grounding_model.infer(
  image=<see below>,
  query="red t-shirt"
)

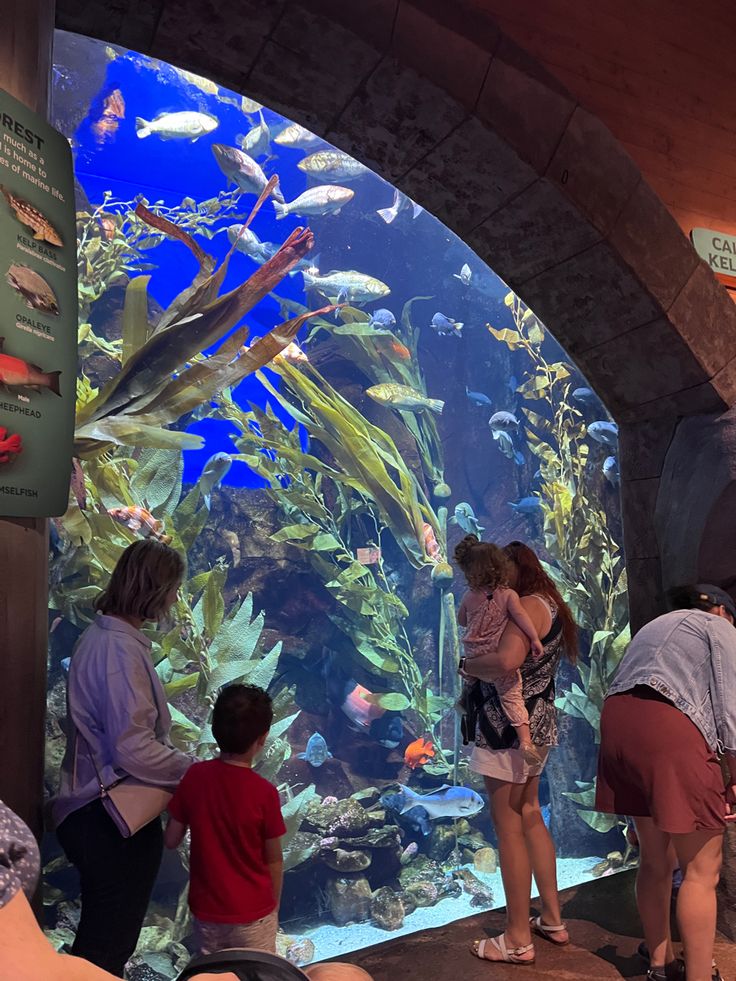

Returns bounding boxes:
[168,759,286,923]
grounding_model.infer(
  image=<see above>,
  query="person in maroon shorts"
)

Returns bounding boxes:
[596,584,736,981]
[165,684,286,956]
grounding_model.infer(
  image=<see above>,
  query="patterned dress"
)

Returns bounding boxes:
[0,800,40,909]
[469,596,563,750]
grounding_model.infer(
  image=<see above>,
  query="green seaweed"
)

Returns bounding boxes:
[489,292,629,830]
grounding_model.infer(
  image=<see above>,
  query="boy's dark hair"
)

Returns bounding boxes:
[212,684,273,754]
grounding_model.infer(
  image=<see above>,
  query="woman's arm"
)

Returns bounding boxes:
[464,595,551,682]
[505,590,544,657]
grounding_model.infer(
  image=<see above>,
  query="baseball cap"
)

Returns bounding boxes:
[695,584,736,621]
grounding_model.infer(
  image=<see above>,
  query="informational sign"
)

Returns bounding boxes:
[0,88,77,517]
[691,227,736,289]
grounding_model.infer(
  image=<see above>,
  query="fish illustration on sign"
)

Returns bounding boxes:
[0,187,63,246]
[136,110,219,141]
[0,426,22,463]
[108,506,172,544]
[390,783,485,820]
[297,732,333,768]
[0,339,61,395]
[5,264,59,315]
[366,383,444,415]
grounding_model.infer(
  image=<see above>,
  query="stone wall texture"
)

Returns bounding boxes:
[53,0,736,628]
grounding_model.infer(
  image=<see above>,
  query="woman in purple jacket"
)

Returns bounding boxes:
[53,540,192,977]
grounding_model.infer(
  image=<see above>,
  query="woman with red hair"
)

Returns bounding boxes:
[462,540,578,965]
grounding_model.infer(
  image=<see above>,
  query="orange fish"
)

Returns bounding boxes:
[0,425,22,463]
[0,339,61,395]
[404,737,436,769]
[91,88,125,143]
[108,506,172,544]
[422,522,441,563]
[390,340,411,360]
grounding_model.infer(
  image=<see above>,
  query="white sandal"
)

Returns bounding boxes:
[472,934,536,963]
[530,916,569,946]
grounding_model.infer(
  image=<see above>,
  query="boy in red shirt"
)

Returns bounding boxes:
[165,684,286,955]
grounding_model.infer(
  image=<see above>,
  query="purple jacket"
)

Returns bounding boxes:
[52,614,191,829]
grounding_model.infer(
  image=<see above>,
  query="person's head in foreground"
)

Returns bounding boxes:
[95,538,184,624]
[213,683,274,760]
[667,582,736,624]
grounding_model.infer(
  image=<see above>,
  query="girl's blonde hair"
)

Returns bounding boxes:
[95,539,184,622]
[453,534,510,590]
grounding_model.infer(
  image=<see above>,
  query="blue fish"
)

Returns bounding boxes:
[61,657,71,673]
[431,312,463,337]
[509,495,543,516]
[370,713,403,749]
[587,421,619,448]
[465,386,492,407]
[572,387,596,405]
[391,783,484,820]
[603,455,619,487]
[297,732,332,767]
[368,308,396,330]
[380,794,432,836]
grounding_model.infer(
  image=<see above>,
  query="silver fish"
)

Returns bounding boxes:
[238,110,271,159]
[273,185,354,219]
[274,122,323,150]
[450,502,484,538]
[211,143,285,201]
[587,421,619,447]
[453,263,472,286]
[198,452,232,508]
[302,268,390,305]
[298,150,370,182]
[395,783,484,820]
[376,187,423,224]
[488,410,519,432]
[135,111,218,141]
[603,455,620,486]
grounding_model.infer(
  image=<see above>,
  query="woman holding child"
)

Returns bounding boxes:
[457,538,578,965]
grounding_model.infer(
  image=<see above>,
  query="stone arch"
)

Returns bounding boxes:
[55,0,736,626]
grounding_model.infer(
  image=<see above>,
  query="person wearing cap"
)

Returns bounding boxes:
[596,583,736,981]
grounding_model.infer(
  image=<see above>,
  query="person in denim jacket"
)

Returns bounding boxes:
[596,584,736,981]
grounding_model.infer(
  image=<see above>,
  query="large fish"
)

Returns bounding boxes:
[367,382,443,415]
[391,783,485,820]
[587,420,619,447]
[298,150,370,182]
[297,732,333,768]
[0,339,61,396]
[302,268,389,305]
[492,429,525,467]
[489,410,519,432]
[328,673,403,749]
[273,185,354,219]
[0,186,63,247]
[211,143,285,201]
[274,122,323,150]
[226,224,270,261]
[198,451,232,508]
[450,502,484,538]
[135,110,218,141]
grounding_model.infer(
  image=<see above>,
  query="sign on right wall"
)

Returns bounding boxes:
[691,228,736,289]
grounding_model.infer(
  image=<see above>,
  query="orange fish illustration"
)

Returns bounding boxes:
[0,339,61,395]
[422,522,441,563]
[0,426,22,463]
[404,737,436,769]
[108,506,172,544]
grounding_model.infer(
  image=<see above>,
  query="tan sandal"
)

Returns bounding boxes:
[472,935,536,963]
[530,916,569,946]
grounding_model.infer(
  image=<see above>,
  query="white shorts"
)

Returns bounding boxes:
[469,744,550,784]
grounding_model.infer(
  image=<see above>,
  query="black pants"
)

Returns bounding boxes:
[56,799,163,977]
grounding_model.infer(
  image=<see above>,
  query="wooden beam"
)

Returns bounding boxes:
[0,0,54,836]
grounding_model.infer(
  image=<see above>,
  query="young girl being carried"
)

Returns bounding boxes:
[454,535,544,765]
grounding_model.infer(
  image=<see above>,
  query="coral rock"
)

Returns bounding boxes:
[326,799,373,836]
[454,868,494,907]
[428,824,456,863]
[404,881,439,908]
[341,827,401,849]
[473,846,498,874]
[398,856,444,889]
[370,886,405,931]
[285,938,316,966]
[321,847,372,872]
[326,875,372,926]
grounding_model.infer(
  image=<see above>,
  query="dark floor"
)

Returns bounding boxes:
[337,871,736,980]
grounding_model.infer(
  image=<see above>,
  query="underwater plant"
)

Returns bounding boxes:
[489,293,629,833]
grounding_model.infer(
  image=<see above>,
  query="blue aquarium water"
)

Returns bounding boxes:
[44,30,632,978]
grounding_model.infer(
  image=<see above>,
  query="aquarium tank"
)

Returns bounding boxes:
[44,30,631,978]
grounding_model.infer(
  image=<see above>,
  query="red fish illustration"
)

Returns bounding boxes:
[0,426,22,463]
[108,506,172,544]
[0,339,61,396]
